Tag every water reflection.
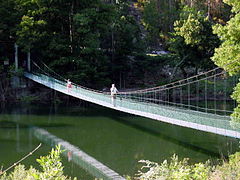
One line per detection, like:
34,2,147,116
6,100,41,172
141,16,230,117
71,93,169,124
0,119,94,179
0,102,239,179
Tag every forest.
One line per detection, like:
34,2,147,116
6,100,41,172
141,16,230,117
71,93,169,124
0,0,240,120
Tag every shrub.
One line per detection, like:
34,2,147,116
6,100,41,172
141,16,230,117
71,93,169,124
0,145,76,180
136,154,210,180
135,152,240,180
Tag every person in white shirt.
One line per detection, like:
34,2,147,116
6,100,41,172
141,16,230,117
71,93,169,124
110,84,118,106
67,79,72,93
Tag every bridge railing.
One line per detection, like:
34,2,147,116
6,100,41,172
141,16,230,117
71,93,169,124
25,72,240,138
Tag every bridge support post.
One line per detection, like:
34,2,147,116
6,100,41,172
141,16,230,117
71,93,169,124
27,50,31,72
14,43,18,71
12,43,20,88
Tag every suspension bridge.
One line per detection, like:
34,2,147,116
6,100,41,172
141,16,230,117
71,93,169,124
24,61,240,139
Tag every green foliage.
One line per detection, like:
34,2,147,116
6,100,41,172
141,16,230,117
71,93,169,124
17,15,47,51
186,0,231,21
113,11,143,56
174,7,206,46
0,165,38,180
136,154,210,180
212,0,240,122
210,152,240,179
0,0,20,40
142,0,160,46
10,0,144,88
231,81,240,121
15,0,48,51
0,145,76,180
0,0,233,90
36,145,64,179
224,0,240,13
107,1,144,84
135,152,240,180
169,6,219,76
142,0,179,46
173,6,219,53
69,2,115,87
212,18,240,75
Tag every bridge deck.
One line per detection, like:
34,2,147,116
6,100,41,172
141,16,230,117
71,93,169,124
24,72,240,139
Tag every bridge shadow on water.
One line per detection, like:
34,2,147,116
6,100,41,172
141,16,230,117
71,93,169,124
106,109,239,160
1,102,239,161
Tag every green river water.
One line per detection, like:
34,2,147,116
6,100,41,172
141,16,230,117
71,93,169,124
0,103,239,179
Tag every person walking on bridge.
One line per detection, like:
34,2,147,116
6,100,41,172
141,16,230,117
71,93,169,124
67,79,72,93
110,84,118,106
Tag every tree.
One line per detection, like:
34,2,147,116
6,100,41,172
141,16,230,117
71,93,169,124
142,0,161,47
14,0,115,88
17,15,47,51
141,0,179,47
211,0,240,122
15,0,70,55
0,0,18,41
11,0,144,88
59,1,115,87
0,0,21,66
110,1,144,86
169,6,219,77
179,0,231,22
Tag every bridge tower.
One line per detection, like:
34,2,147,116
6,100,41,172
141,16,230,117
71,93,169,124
14,43,31,72
27,50,31,72
14,43,18,71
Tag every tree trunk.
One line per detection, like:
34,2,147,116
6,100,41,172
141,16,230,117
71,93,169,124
69,1,74,54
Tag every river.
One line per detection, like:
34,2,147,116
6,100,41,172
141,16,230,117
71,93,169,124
0,102,239,179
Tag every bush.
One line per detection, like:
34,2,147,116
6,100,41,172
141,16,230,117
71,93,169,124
135,152,240,180
136,154,210,180
210,152,240,180
0,145,76,180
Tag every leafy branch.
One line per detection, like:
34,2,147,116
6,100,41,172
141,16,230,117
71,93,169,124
0,143,42,176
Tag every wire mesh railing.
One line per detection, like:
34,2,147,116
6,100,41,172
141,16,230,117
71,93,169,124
24,60,240,138
119,69,239,116
31,59,239,116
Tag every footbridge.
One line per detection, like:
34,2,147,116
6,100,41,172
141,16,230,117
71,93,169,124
24,61,240,139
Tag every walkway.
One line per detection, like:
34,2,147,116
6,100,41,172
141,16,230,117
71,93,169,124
24,72,240,139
